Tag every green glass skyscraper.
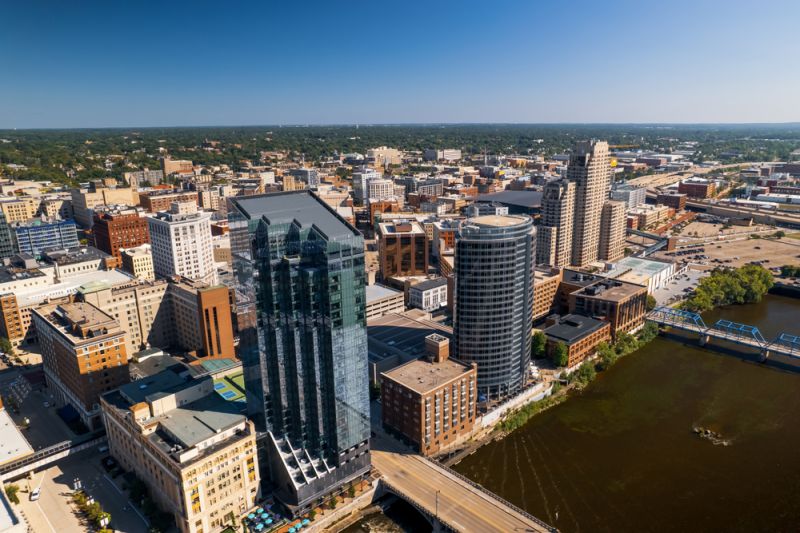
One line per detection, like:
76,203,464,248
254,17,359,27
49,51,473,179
229,191,370,514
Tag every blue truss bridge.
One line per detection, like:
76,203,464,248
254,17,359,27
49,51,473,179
648,306,800,360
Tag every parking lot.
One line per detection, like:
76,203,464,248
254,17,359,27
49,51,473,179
653,234,800,272
653,268,709,306
14,447,149,533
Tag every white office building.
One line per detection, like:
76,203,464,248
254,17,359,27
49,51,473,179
408,277,448,312
147,210,217,285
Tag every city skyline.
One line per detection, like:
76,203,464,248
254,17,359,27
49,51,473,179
2,0,799,128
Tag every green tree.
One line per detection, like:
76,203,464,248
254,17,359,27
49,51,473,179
308,509,317,521
4,484,19,504
0,337,14,356
329,496,339,509
597,341,617,370
575,361,596,386
646,294,657,311
775,230,786,239
551,342,569,367
347,483,356,499
531,331,547,359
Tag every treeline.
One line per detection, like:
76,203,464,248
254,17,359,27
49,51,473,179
683,265,773,312
2,124,800,183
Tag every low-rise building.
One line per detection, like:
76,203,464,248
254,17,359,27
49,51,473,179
407,277,447,312
365,284,405,321
381,334,477,456
679,177,716,198
569,278,648,338
656,192,687,210
101,368,259,533
542,314,612,368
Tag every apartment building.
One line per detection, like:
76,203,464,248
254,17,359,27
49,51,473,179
381,334,477,456
569,140,612,267
33,302,129,430
599,200,627,262
93,207,151,261
101,369,259,533
148,210,217,285
537,179,575,267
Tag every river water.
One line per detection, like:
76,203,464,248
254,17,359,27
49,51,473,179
346,295,800,532
452,294,800,532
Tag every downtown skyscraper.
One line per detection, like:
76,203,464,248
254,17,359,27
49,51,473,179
229,191,370,514
454,214,535,400
569,140,613,267
536,179,576,267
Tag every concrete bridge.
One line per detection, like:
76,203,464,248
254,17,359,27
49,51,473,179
373,448,556,532
648,306,800,360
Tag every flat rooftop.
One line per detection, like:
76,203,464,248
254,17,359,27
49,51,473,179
469,214,528,228
382,357,473,395
575,279,646,302
156,393,245,448
365,283,402,303
368,312,452,364
17,268,134,307
230,191,359,240
410,277,447,291
543,313,608,344
43,246,110,265
0,407,34,465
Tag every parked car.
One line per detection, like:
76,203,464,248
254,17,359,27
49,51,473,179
30,488,40,501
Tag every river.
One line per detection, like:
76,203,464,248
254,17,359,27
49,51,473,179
453,294,800,532
346,294,800,532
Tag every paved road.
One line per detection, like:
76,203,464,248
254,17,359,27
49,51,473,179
372,448,552,532
14,448,149,533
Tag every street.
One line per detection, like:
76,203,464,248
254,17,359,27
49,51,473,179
13,448,149,533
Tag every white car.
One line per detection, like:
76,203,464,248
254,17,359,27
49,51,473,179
30,488,40,501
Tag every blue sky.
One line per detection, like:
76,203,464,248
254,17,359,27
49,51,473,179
1,0,798,128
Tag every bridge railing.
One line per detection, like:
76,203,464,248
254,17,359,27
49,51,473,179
381,480,460,532
0,434,106,478
424,457,559,532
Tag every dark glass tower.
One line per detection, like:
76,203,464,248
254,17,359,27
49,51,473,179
454,215,535,400
229,191,370,514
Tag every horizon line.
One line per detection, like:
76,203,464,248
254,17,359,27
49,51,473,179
2,121,800,132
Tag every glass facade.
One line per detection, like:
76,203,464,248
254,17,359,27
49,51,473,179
229,191,370,510
454,216,535,400
13,219,79,257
